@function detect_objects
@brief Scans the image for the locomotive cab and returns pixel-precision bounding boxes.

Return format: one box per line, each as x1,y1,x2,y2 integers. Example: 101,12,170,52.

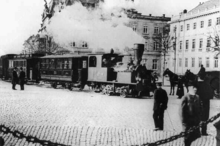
87,54,122,83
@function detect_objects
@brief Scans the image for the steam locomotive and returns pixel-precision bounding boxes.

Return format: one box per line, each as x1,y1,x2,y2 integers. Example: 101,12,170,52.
0,44,157,97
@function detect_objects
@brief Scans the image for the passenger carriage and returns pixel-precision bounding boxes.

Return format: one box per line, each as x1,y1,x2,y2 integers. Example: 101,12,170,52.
8,54,44,83
39,54,88,89
0,54,16,80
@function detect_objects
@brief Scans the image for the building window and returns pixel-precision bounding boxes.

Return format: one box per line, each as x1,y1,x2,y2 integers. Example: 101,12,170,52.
199,38,203,49
206,57,210,68
143,25,148,34
133,25,137,32
70,42,75,47
82,42,88,48
185,58,188,67
180,41,182,50
208,19,212,26
192,39,195,51
198,57,202,67
154,27,159,34
217,17,220,25
179,58,182,67
181,25,183,31
207,39,211,47
201,21,204,28
153,42,159,50
192,58,195,67
186,40,189,50
152,59,158,70
193,23,196,29
187,24,190,30
214,58,218,68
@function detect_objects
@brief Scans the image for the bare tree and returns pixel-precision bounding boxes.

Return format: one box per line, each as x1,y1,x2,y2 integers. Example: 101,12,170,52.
152,24,175,74
207,27,220,58
23,35,40,54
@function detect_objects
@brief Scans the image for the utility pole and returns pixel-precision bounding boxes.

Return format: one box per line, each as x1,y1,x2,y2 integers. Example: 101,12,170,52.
173,26,177,73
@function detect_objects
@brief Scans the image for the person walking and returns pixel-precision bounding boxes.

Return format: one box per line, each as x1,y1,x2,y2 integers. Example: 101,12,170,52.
197,76,214,136
179,83,202,146
176,76,184,99
19,67,25,90
12,67,18,90
153,82,168,131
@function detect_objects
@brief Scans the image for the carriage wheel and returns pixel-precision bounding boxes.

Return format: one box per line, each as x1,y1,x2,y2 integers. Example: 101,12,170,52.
51,82,57,89
106,91,113,96
61,83,66,88
68,84,72,91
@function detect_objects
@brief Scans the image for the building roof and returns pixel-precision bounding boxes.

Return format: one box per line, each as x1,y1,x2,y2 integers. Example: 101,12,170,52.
188,0,220,13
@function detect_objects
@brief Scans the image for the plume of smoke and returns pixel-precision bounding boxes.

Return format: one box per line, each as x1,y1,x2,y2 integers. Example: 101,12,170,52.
46,0,145,53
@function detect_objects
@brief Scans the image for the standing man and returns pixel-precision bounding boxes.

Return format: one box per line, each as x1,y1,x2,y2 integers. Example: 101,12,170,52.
198,64,206,80
19,67,25,90
179,83,202,146
12,67,18,90
153,82,168,131
197,76,214,136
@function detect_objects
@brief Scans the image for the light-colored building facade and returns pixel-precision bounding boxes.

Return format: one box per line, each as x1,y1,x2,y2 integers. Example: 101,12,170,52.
169,0,220,75
39,0,171,75
126,10,170,75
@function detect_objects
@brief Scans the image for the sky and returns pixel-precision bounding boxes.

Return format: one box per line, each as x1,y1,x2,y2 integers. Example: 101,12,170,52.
0,0,207,55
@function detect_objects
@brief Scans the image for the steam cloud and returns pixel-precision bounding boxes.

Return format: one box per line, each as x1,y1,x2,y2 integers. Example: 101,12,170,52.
46,0,146,53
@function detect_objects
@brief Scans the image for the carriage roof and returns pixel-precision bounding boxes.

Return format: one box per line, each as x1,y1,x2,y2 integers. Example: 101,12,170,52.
40,54,85,59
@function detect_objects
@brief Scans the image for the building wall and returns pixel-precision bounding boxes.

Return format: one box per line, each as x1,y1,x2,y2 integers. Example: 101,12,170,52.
169,1,220,75
129,17,170,75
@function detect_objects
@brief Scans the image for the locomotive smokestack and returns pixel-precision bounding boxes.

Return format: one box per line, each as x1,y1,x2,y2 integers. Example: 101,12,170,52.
133,43,144,64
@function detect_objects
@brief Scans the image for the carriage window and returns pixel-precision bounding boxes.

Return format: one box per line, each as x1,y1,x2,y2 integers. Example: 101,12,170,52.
63,59,69,69
50,59,56,69
24,61,26,67
68,58,72,69
45,59,49,69
89,56,96,67
41,59,46,69
56,59,63,69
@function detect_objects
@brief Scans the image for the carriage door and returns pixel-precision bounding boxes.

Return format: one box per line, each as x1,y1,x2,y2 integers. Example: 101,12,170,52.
81,57,88,82
72,58,79,82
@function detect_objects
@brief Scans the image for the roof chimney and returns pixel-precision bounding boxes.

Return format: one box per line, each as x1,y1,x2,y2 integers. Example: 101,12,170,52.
163,14,165,17
183,9,187,14
149,14,152,16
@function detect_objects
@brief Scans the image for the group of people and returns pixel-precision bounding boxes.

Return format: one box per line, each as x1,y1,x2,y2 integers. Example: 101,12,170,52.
12,67,25,90
153,75,213,146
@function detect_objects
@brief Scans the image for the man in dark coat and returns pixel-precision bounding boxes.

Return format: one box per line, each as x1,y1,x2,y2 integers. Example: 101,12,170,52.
153,82,168,131
12,67,18,90
197,77,214,135
176,76,184,99
19,67,25,90
179,83,202,146
198,65,206,80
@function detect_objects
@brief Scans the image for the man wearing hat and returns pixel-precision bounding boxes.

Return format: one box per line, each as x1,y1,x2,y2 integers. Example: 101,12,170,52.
179,83,202,146
12,67,18,90
19,67,25,90
153,82,168,131
197,75,214,135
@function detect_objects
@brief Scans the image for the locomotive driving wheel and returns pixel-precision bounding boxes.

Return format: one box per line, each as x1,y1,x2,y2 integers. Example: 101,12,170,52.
120,88,128,98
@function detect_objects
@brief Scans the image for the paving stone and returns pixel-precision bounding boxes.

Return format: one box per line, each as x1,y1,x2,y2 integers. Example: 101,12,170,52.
0,81,219,146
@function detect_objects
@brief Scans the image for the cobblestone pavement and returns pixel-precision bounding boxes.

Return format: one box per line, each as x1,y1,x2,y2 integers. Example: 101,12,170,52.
0,80,219,146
